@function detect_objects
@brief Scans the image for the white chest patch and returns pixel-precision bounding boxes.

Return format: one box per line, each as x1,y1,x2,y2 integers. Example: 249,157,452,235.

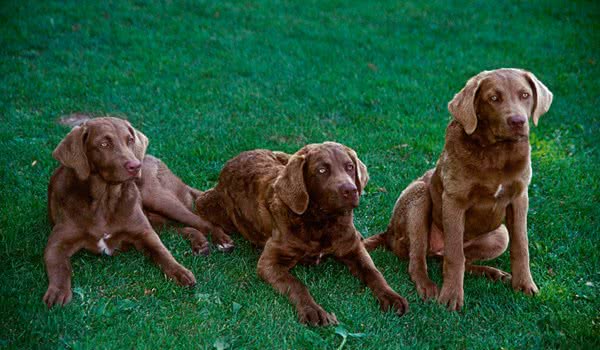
494,184,504,198
97,233,113,255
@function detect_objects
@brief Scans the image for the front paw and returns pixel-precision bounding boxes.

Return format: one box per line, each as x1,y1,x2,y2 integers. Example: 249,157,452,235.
437,284,464,311
169,266,196,287
212,232,235,253
415,278,439,301
377,291,409,316
512,276,538,295
43,285,72,308
297,303,338,326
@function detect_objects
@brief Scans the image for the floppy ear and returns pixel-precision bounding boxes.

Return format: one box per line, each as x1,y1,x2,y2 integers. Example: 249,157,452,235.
448,72,488,135
132,126,148,161
52,125,90,180
344,146,369,194
274,154,308,215
523,71,553,126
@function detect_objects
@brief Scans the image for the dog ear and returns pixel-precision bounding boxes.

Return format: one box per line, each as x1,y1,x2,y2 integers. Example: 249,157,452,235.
344,146,369,194
52,125,90,180
523,71,553,126
132,126,148,161
274,154,308,215
448,72,488,135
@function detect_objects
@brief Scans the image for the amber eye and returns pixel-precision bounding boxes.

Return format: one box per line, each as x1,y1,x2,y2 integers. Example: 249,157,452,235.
489,95,498,102
127,136,135,145
521,92,530,99
317,167,327,174
346,163,354,171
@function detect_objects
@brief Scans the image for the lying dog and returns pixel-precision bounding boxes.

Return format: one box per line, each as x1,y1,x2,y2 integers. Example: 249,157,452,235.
196,142,409,325
44,117,222,307
365,68,553,310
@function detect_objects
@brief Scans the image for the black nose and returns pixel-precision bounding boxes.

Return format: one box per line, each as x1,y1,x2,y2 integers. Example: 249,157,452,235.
339,183,358,198
125,160,141,174
507,115,527,128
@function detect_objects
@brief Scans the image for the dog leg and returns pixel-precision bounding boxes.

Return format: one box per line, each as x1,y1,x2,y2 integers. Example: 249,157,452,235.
146,210,211,256
506,194,538,295
133,230,196,287
144,191,233,253
146,211,170,229
402,182,438,300
195,189,237,252
437,195,467,311
337,242,409,316
464,225,511,281
257,239,337,326
43,227,79,307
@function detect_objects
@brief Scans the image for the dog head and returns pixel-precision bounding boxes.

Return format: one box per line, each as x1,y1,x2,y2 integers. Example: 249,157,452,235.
274,142,369,215
53,117,148,183
448,68,553,141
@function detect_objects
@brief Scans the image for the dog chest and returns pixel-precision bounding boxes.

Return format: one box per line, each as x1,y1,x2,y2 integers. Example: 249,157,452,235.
96,233,114,255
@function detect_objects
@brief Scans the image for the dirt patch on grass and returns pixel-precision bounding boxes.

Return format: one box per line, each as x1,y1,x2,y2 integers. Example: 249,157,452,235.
57,113,93,127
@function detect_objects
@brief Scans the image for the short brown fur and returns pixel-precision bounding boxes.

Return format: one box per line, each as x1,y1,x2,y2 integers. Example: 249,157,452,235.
44,117,226,307
364,69,552,310
196,142,408,326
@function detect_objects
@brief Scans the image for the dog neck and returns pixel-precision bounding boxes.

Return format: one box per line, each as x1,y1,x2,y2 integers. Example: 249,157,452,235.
446,122,530,171
88,174,126,212
467,122,524,149
302,204,354,224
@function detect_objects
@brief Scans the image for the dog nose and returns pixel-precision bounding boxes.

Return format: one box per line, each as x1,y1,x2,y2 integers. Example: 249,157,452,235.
125,160,141,174
507,115,527,128
339,183,358,198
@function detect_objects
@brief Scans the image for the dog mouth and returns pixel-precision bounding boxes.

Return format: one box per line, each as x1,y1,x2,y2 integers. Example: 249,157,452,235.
494,128,529,142
127,169,142,178
495,134,528,143
99,171,140,184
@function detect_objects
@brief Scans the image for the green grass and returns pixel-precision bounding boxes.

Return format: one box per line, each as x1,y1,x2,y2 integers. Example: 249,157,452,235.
1,0,598,348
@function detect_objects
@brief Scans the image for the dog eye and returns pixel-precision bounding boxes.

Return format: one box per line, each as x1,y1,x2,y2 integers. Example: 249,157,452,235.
317,167,327,174
489,95,498,102
100,141,109,148
346,163,354,171
521,92,529,99
127,136,135,145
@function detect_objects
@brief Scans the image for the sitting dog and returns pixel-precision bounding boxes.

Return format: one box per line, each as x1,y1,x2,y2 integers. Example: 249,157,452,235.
364,69,553,310
195,142,408,326
44,117,223,307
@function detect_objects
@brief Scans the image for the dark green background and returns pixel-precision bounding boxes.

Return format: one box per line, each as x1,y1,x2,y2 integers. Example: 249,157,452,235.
1,0,598,348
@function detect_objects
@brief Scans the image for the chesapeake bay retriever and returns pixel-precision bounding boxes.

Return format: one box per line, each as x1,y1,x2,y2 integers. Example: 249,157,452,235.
364,68,553,310
44,117,228,307
195,142,409,325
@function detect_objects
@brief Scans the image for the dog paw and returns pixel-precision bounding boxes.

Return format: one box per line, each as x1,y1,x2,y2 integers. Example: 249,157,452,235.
378,291,409,316
170,266,196,287
191,240,210,256
415,279,439,301
212,232,235,253
437,284,464,311
216,242,235,253
43,285,72,308
467,265,511,282
512,277,538,295
488,268,511,282
297,304,338,326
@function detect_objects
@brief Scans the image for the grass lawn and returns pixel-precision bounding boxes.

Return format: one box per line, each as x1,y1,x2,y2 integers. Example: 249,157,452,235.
1,0,599,348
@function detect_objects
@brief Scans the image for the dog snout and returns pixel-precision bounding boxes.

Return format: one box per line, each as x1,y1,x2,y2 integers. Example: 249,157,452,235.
507,115,527,129
124,160,142,175
339,182,358,198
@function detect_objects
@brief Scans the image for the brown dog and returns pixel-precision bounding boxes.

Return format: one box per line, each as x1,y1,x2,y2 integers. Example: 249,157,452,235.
44,117,224,307
364,69,553,310
195,142,409,325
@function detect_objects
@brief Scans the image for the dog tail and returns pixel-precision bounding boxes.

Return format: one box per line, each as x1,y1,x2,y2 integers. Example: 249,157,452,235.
363,229,389,251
